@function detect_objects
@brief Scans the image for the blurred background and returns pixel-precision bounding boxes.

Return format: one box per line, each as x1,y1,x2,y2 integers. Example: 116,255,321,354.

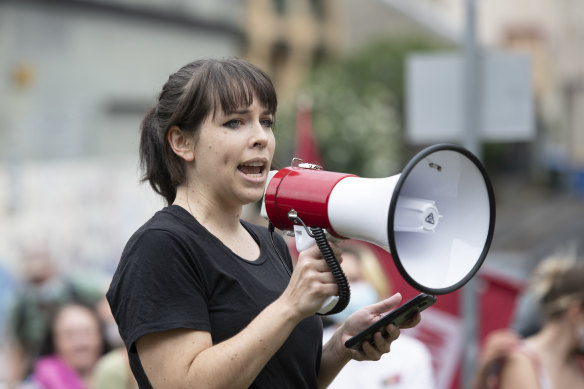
0,0,583,388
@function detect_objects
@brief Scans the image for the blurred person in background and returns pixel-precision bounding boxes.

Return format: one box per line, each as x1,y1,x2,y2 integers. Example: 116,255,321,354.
323,243,435,389
0,261,17,332
0,261,17,385
6,243,104,386
470,329,521,389
471,254,584,389
91,297,137,389
23,303,105,389
106,57,421,389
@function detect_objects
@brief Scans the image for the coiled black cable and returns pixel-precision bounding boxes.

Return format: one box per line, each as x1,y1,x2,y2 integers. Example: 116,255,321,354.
310,227,351,315
268,223,351,316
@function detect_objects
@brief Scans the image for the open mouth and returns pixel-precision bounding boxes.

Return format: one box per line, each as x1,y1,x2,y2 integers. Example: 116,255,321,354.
238,161,266,178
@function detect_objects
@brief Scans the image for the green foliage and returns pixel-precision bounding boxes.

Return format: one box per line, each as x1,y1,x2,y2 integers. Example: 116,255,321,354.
275,37,445,177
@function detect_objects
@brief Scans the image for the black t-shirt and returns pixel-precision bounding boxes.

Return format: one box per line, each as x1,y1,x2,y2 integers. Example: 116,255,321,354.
107,205,323,388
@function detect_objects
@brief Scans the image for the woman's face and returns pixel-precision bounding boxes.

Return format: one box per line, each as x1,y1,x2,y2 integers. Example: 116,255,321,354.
188,95,275,209
53,305,103,374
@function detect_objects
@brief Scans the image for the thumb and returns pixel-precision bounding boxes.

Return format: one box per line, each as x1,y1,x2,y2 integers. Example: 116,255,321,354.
367,293,402,316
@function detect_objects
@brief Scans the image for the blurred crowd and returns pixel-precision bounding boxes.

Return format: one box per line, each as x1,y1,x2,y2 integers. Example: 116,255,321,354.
471,252,584,389
1,237,583,389
0,242,137,389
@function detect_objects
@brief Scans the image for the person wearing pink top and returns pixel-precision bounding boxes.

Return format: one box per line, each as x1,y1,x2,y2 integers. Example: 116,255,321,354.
30,304,104,389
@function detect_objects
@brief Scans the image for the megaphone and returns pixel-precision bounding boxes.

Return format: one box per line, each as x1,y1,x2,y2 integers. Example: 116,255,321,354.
261,143,495,312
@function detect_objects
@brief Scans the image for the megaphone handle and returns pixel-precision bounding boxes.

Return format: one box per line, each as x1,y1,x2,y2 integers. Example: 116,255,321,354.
318,296,340,315
294,225,317,252
310,227,351,316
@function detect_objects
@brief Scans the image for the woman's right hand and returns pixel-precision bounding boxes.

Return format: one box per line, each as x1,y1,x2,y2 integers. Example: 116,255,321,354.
279,242,342,319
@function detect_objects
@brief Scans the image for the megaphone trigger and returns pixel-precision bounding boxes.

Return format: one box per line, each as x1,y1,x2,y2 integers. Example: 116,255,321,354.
293,225,316,252
287,210,318,252
292,224,344,253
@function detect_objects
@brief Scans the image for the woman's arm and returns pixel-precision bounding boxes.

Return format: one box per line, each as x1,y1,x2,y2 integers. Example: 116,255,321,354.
136,244,338,389
317,293,421,388
137,299,298,389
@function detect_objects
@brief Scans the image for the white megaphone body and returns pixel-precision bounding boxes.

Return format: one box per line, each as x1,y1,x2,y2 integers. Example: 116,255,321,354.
260,143,496,313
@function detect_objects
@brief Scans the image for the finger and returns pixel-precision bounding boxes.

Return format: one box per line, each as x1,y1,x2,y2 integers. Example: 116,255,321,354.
367,293,402,315
299,243,341,264
295,254,331,273
302,274,337,291
312,282,338,299
371,331,392,354
347,347,366,362
400,311,421,329
298,244,324,259
306,255,343,276
307,258,335,273
360,338,383,361
299,265,337,287
382,324,400,343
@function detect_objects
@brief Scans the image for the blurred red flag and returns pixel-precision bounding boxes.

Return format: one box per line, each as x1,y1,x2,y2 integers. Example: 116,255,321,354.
294,97,324,167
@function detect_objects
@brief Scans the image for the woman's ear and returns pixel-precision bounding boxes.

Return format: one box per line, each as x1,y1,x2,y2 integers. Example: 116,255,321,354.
167,125,195,162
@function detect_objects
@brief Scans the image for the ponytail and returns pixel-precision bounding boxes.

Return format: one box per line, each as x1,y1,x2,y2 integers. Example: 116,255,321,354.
139,107,176,205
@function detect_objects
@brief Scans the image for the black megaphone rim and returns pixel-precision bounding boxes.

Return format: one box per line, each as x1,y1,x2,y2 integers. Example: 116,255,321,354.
387,143,496,294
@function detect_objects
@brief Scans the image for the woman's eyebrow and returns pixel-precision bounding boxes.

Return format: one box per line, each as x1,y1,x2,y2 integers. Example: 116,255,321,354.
226,108,273,115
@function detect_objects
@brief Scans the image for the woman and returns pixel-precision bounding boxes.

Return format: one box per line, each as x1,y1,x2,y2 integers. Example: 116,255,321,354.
473,256,584,389
106,58,419,388
29,303,105,389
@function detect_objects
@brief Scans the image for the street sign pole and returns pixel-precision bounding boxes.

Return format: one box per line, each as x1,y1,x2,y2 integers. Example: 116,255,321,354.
461,0,481,388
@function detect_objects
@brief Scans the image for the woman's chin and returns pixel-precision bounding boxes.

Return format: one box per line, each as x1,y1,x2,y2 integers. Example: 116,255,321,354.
239,189,265,207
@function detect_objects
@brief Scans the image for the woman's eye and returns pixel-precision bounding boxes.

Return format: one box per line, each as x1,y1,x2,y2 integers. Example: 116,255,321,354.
261,119,274,128
224,119,242,129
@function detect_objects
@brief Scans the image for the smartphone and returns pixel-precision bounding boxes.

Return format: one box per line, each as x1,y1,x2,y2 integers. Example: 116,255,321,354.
344,293,436,350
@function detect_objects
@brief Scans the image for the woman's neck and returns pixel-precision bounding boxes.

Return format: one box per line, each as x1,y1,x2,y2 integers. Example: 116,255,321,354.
174,186,260,260
529,319,576,364
528,319,584,388
174,186,242,232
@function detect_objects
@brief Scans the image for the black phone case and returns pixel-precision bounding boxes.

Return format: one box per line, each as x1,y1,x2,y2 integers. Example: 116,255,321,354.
344,293,436,350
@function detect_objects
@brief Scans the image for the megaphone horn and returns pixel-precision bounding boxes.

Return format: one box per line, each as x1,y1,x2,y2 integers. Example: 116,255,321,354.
262,143,496,296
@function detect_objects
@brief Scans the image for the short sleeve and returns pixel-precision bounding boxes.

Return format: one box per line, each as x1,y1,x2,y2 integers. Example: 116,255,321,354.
106,228,210,351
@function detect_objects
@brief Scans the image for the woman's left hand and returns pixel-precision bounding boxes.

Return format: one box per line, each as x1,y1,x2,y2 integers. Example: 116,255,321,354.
337,293,421,362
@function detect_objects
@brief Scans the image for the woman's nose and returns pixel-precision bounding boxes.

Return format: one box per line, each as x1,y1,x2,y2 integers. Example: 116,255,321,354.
250,122,269,149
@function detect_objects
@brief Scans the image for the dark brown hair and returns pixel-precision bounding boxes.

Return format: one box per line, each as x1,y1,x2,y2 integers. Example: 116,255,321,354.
139,58,278,205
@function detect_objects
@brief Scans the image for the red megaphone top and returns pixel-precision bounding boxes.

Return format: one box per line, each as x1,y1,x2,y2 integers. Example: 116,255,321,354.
263,166,357,237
